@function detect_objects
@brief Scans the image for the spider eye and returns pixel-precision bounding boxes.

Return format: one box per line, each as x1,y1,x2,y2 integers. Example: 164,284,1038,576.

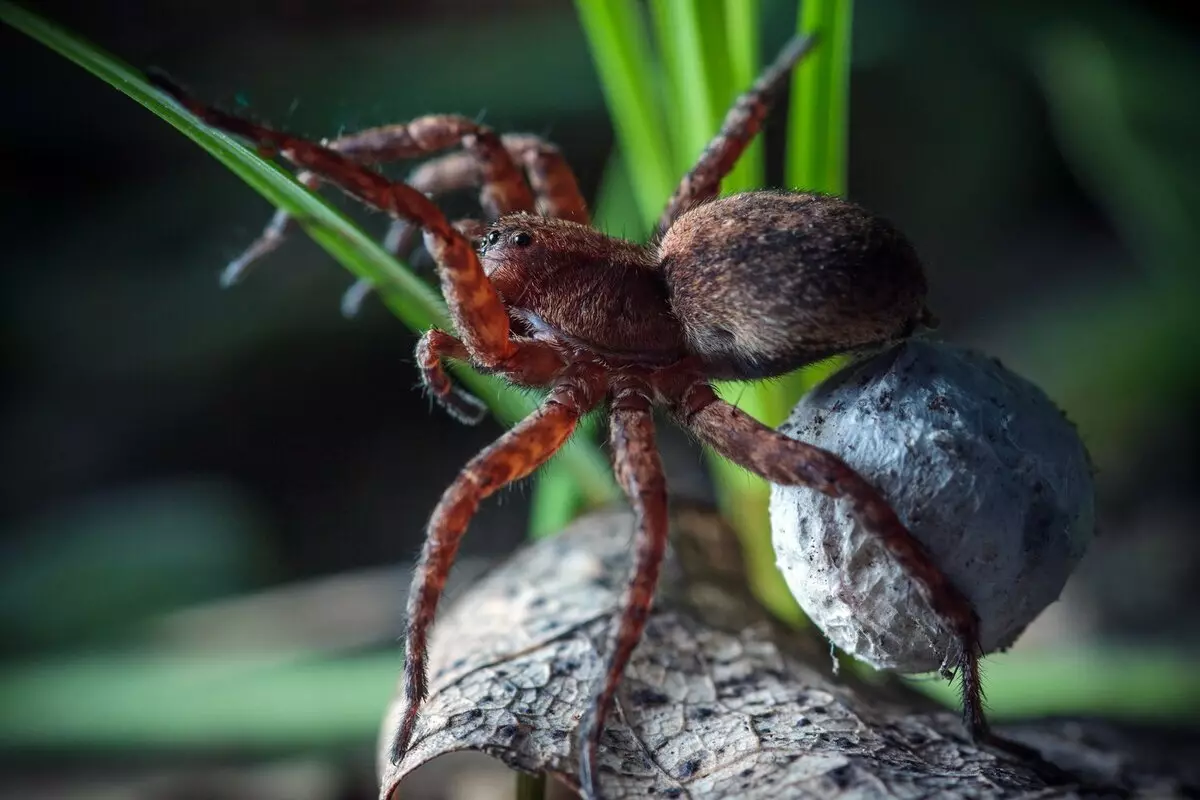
485,230,501,246
511,231,533,247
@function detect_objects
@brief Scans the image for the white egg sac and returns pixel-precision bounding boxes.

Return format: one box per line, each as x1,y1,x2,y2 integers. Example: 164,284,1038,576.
769,340,1095,674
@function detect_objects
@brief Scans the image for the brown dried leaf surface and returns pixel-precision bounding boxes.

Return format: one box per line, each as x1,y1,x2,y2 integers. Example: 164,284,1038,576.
378,505,1198,799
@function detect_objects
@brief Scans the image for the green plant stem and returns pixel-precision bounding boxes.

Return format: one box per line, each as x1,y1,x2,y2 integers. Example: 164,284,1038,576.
705,1,856,625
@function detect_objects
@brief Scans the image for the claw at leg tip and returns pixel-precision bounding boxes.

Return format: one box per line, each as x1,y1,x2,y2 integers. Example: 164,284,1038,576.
219,259,248,289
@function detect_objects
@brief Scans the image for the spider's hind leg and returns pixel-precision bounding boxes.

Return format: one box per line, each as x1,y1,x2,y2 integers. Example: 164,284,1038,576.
677,383,992,743
658,35,817,232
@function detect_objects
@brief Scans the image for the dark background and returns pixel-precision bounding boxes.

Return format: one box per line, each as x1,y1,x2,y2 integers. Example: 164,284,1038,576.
2,1,1198,798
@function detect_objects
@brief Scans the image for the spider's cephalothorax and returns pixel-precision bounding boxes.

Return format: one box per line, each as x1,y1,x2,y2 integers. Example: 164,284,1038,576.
152,34,991,799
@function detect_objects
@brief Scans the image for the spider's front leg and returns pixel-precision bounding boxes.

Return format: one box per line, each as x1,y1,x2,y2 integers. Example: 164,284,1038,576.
226,125,587,285
675,383,989,741
151,76,521,369
392,373,602,762
659,34,817,232
231,148,514,289
577,383,670,798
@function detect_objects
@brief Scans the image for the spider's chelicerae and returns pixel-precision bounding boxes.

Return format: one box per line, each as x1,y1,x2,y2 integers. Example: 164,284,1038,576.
153,35,993,795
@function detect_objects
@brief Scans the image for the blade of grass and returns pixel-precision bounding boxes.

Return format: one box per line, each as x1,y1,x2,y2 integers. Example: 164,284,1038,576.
783,0,856,407
648,0,732,175
647,2,787,620
788,0,854,195
1,1,617,507
574,0,677,221
723,0,766,192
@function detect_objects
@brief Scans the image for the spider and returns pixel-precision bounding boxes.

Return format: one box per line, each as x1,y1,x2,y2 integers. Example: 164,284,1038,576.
151,33,991,797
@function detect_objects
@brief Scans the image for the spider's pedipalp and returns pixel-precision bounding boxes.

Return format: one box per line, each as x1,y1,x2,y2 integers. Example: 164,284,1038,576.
392,376,600,763
577,386,669,797
676,382,988,741
415,330,487,425
415,329,566,424
658,33,817,232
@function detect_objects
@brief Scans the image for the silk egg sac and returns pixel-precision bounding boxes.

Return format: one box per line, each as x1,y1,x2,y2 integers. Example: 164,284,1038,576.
769,340,1095,674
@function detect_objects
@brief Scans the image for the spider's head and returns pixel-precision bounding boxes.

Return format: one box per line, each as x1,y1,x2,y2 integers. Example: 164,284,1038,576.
477,214,678,352
478,219,538,274
479,214,653,302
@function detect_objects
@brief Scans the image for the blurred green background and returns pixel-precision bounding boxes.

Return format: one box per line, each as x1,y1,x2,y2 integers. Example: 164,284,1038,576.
2,0,1199,797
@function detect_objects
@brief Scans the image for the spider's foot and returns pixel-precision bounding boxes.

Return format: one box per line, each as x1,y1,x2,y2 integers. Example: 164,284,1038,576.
220,209,297,288
220,247,269,288
574,710,602,800
954,634,990,744
436,386,488,426
389,706,419,766
340,277,375,318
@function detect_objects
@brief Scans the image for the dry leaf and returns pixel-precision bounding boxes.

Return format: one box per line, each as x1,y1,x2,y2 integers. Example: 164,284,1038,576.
378,504,1198,799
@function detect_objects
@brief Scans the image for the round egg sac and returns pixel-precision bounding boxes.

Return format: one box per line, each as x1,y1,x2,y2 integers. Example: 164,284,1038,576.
769,340,1095,674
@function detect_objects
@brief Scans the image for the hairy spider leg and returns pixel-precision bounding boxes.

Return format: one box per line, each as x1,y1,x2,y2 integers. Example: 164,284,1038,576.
392,377,600,762
577,384,670,798
224,125,586,285
224,153,499,290
500,133,591,223
151,74,524,365
226,115,533,282
658,34,818,233
678,384,990,741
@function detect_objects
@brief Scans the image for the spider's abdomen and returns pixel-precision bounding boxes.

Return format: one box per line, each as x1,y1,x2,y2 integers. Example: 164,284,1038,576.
659,191,929,380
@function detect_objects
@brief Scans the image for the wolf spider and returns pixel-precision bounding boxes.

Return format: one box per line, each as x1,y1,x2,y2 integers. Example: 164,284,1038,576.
152,34,993,797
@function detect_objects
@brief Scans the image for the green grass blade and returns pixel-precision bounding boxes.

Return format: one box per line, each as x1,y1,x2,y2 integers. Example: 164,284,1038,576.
783,0,855,408
575,0,678,222
649,0,732,175
723,0,766,192
788,0,854,194
1,1,618,508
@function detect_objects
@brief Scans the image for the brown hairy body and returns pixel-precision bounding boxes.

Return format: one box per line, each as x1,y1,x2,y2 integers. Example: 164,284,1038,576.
152,34,995,799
